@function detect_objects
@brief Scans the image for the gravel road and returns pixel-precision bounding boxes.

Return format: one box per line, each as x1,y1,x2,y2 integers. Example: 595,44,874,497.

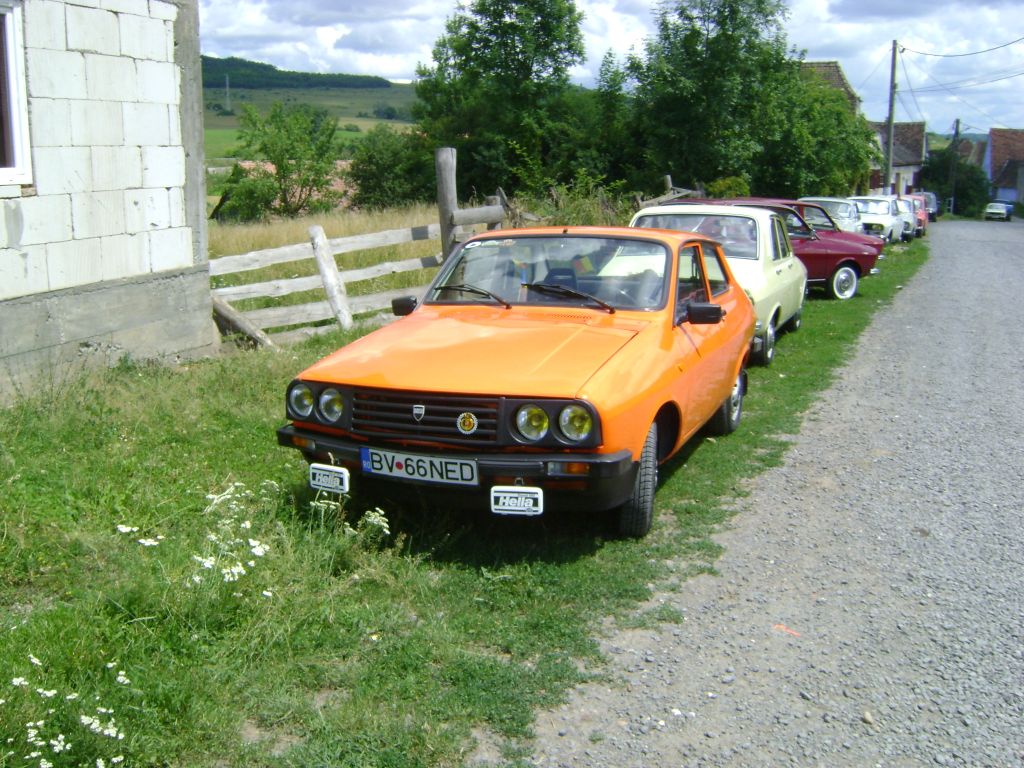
525,219,1024,767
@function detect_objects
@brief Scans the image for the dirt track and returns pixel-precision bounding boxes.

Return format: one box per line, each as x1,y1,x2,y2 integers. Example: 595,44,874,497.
521,219,1024,767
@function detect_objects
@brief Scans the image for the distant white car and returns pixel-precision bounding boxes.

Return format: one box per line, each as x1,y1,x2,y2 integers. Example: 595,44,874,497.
849,196,903,243
799,196,863,233
984,202,1012,221
630,204,807,366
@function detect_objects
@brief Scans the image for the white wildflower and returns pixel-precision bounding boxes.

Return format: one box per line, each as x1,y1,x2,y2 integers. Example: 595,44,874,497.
49,734,68,752
115,671,130,685
11,678,27,687
248,539,267,557
28,654,42,666
137,538,161,547
115,525,139,534
35,688,57,698
261,590,273,598
240,520,252,529
192,555,215,569
65,693,79,700
221,563,246,582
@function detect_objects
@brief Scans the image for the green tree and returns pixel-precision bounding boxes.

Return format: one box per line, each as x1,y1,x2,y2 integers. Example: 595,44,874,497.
626,0,792,189
921,147,990,216
217,103,343,221
345,125,436,209
414,0,585,193
752,70,876,196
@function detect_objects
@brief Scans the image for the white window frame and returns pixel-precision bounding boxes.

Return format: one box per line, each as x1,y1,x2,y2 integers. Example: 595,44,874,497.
0,0,32,186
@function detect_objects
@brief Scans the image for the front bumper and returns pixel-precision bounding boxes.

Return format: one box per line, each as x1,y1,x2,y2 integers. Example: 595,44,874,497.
277,425,638,513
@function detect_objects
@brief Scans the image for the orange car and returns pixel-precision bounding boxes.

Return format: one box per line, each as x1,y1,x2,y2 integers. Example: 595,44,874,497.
277,226,755,537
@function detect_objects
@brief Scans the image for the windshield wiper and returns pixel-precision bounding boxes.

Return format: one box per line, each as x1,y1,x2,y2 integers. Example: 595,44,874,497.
522,282,616,314
442,283,511,308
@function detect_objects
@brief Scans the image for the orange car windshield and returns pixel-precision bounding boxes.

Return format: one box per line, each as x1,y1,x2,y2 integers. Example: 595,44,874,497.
429,235,671,310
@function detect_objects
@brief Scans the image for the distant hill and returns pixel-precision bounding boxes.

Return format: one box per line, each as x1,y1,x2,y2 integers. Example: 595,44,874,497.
201,55,392,91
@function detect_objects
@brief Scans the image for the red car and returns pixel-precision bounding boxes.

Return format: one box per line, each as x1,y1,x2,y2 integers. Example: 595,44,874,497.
673,198,881,300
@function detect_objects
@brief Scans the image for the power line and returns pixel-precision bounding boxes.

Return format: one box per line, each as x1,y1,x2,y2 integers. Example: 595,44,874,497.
911,68,1024,93
901,35,1024,58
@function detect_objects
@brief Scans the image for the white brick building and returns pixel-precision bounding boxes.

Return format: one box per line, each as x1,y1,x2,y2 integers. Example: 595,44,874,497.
1,0,215,395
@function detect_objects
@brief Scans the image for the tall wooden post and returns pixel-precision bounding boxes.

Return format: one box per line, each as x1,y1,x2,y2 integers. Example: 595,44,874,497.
436,148,458,260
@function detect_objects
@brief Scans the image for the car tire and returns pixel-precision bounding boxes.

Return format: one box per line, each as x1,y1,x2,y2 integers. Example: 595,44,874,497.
754,317,776,366
617,424,658,538
707,369,745,437
829,265,858,300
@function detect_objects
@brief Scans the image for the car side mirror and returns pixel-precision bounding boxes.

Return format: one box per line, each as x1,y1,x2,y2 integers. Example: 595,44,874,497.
683,301,724,325
392,296,418,316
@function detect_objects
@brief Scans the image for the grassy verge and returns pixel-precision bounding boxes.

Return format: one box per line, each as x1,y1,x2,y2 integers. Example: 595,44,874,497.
0,240,927,767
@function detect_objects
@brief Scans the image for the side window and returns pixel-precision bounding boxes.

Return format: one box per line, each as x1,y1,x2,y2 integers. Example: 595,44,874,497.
701,246,730,297
771,218,791,261
677,246,707,304
0,0,31,185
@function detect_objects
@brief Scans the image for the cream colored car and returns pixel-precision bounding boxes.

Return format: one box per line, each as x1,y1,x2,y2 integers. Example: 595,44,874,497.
631,204,806,366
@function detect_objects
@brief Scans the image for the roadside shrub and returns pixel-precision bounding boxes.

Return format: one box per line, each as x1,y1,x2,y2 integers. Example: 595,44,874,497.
706,175,751,198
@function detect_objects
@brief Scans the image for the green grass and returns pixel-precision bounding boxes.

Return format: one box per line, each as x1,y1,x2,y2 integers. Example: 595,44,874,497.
0,239,928,766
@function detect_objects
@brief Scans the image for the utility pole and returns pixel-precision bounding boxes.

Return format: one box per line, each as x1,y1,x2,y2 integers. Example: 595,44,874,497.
884,40,898,195
225,74,231,113
949,118,960,214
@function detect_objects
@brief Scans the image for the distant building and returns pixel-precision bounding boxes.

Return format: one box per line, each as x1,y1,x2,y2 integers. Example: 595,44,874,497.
983,128,1024,203
1,0,215,397
869,121,928,195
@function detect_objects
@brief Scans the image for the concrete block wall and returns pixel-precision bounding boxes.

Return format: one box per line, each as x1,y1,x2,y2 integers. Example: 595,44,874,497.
0,0,217,397
1,0,195,301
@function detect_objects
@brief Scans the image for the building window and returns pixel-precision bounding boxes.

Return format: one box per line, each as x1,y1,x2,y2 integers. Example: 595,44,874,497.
0,0,31,185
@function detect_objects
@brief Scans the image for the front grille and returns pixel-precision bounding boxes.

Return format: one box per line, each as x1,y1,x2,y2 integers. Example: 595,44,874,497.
352,389,500,446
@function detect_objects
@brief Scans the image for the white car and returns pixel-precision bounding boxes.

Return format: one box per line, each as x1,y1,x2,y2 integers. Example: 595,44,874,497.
984,202,1012,221
849,196,903,243
893,197,916,241
799,196,863,233
630,204,807,366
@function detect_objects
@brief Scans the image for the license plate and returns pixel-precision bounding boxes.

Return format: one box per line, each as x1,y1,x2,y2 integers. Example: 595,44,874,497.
360,447,478,486
491,485,544,516
309,463,350,493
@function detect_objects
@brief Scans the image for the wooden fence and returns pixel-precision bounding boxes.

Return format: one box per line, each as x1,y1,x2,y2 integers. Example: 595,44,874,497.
210,148,508,348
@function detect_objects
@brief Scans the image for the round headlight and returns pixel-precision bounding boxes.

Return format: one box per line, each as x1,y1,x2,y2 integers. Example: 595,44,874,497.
318,388,345,422
288,383,314,418
515,404,549,442
558,405,593,442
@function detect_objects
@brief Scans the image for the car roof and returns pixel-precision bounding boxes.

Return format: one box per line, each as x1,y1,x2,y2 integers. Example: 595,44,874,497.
469,224,715,248
633,203,777,223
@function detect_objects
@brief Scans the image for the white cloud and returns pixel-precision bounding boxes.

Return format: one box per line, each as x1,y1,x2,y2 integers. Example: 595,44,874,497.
198,0,1024,132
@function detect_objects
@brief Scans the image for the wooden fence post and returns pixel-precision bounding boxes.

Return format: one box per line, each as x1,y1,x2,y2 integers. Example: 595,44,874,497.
436,147,458,260
309,224,354,330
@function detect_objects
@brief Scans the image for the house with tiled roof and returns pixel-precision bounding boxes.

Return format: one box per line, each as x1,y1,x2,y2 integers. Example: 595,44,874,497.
869,121,928,194
800,61,861,113
983,128,1024,203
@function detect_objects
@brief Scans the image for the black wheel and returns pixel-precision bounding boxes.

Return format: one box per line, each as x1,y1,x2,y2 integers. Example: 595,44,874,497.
616,424,658,538
707,369,745,436
785,308,802,333
829,265,858,300
754,316,776,366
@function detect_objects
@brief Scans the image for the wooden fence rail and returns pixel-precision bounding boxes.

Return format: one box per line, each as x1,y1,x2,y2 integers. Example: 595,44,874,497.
210,147,513,348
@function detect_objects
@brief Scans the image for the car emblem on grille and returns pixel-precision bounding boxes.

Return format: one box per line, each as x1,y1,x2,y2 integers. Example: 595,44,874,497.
457,412,479,435
412,404,425,422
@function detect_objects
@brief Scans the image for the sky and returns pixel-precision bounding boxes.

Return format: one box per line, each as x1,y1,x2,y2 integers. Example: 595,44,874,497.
198,0,1024,136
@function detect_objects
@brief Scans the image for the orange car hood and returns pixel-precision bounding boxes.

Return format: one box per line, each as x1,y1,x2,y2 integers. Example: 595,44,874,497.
301,307,649,397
